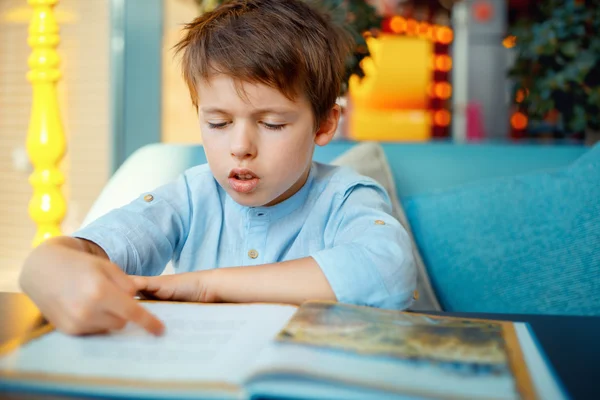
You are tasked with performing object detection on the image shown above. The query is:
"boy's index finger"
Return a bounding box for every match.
[107,290,165,336]
[126,302,165,336]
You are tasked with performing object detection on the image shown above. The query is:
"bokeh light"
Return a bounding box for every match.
[435,26,453,44]
[390,16,407,34]
[434,110,451,126]
[434,82,452,99]
[417,22,432,39]
[435,55,452,71]
[406,19,418,36]
[503,35,517,48]
[511,112,528,130]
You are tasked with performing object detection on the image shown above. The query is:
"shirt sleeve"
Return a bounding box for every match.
[311,180,417,310]
[71,173,193,276]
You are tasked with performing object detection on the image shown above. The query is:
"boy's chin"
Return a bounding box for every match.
[228,191,270,208]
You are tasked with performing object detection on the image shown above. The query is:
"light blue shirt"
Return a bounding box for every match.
[73,162,416,310]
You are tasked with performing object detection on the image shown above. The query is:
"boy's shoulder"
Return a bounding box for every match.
[174,163,222,200]
[312,162,387,200]
[181,163,215,185]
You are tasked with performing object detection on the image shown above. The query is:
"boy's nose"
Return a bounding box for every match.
[229,127,257,160]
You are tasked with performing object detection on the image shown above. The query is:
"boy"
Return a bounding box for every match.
[20,0,416,336]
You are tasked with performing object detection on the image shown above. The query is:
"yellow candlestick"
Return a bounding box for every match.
[26,0,67,247]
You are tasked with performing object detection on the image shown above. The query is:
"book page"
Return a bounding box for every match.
[0,302,297,388]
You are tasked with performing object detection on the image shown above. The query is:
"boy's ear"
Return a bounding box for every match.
[314,104,341,146]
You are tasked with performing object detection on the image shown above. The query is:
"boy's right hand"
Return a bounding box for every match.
[19,237,164,336]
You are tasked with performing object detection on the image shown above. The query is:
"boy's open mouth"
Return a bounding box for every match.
[228,168,259,194]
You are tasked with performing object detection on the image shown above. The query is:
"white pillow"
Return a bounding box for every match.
[331,142,441,311]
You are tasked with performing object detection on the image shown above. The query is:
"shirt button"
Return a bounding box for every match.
[143,194,154,202]
[248,249,259,259]
[374,219,385,225]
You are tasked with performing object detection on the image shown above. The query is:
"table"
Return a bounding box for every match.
[1,292,599,399]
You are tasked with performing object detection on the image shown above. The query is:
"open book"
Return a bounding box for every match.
[0,301,566,400]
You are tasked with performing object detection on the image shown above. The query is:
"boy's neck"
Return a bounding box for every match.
[262,162,314,207]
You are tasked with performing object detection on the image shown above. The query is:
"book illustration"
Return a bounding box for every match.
[276,302,513,377]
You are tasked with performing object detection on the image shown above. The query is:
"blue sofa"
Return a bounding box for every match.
[83,141,598,315]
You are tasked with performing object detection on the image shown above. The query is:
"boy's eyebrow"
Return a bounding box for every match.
[252,107,296,115]
[201,108,227,114]
[201,107,296,115]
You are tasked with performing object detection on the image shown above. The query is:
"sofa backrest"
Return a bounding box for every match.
[314,142,586,198]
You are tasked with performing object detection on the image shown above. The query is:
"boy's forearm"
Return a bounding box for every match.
[212,257,336,305]
[20,236,110,294]
[42,236,109,259]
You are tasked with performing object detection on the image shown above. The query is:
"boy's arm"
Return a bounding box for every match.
[132,257,335,305]
[72,172,195,276]
[56,236,110,259]
[212,258,336,304]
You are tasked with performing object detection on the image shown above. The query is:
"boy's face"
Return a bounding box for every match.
[198,75,339,207]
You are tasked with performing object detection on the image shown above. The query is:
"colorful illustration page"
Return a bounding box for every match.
[247,302,534,400]
[0,302,297,396]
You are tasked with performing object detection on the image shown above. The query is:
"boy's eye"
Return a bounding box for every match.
[207,122,228,129]
[262,122,286,131]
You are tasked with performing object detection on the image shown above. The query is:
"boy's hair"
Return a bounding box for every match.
[174,0,353,126]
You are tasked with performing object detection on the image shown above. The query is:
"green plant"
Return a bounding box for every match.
[193,0,381,95]
[508,0,600,136]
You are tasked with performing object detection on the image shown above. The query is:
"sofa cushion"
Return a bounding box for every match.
[331,142,442,311]
[403,144,600,315]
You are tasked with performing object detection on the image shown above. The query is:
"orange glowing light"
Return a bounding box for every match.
[435,26,453,44]
[390,16,407,34]
[511,112,528,130]
[503,35,517,48]
[435,55,452,71]
[434,82,452,99]
[515,90,524,103]
[434,110,451,126]
[515,89,529,103]
[473,0,494,22]
[417,22,432,39]
[406,19,418,36]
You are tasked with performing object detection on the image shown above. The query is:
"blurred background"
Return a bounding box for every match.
[0,0,598,290]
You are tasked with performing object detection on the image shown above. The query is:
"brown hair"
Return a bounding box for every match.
[174,0,352,126]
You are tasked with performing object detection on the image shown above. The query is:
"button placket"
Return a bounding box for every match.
[245,210,269,265]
